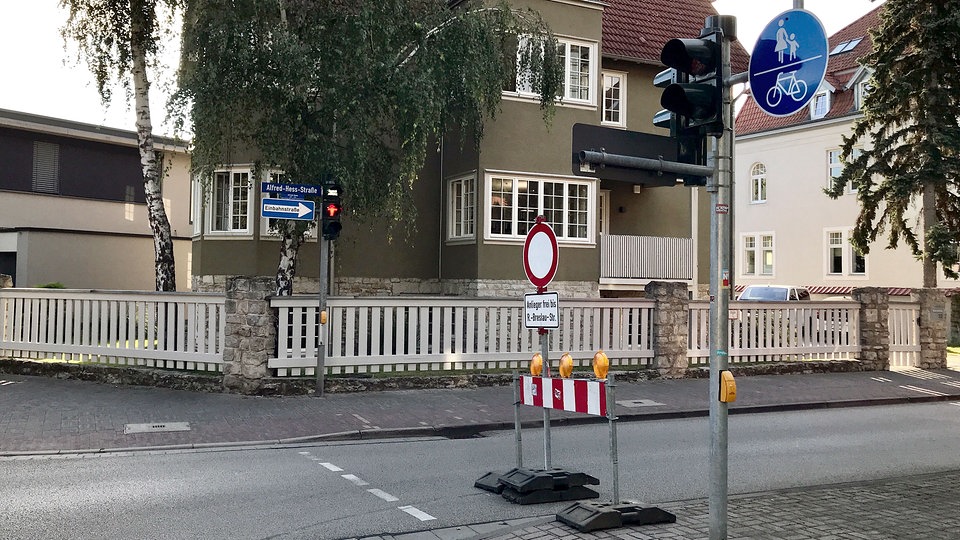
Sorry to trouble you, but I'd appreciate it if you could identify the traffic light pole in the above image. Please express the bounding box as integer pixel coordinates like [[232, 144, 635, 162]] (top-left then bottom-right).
[[708, 15, 735, 540], [316, 235, 328, 397]]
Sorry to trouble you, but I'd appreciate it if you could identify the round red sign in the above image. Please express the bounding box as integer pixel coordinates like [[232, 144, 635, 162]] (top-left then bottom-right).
[[523, 219, 559, 290]]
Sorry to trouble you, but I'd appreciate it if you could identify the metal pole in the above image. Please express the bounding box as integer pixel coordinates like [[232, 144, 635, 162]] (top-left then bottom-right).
[[541, 329, 552, 470], [708, 15, 735, 540], [606, 372, 619, 504], [513, 371, 523, 468], [315, 236, 329, 397], [794, 0, 804, 8]]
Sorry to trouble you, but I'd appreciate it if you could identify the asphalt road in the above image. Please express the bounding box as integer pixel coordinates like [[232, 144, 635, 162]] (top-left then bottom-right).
[[3, 401, 960, 540]]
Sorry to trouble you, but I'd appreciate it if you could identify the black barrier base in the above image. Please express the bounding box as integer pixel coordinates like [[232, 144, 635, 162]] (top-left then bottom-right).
[[556, 501, 677, 532], [474, 468, 600, 505], [474, 471, 505, 493]]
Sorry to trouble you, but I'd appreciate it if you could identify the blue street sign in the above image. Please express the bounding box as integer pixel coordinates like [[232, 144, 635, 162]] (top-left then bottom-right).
[[261, 198, 316, 221], [748, 9, 828, 117], [261, 182, 322, 199]]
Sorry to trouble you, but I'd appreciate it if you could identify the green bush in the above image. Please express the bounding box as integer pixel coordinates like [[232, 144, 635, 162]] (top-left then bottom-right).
[[35, 282, 66, 289]]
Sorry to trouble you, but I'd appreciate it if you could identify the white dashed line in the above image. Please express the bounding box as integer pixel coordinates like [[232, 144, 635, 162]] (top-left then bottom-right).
[[951, 402, 960, 407], [342, 474, 370, 486], [0, 380, 19, 386], [871, 377, 892, 383], [298, 451, 311, 456], [941, 381, 960, 389], [900, 385, 948, 397], [352, 413, 371, 424], [367, 489, 399, 502], [398, 505, 436, 521], [320, 462, 343, 472], [892, 368, 952, 380]]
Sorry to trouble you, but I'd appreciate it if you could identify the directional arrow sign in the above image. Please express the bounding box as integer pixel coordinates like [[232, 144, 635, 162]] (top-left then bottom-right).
[[261, 198, 316, 221]]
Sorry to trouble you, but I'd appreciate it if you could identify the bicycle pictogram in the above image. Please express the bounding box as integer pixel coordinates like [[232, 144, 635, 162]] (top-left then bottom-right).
[[765, 70, 808, 108]]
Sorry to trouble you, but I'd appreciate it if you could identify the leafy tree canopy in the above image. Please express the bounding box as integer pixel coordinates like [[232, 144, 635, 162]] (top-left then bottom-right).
[[174, 0, 562, 227], [826, 0, 960, 280]]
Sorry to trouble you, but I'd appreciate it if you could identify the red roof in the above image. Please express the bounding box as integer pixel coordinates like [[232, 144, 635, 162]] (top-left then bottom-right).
[[601, 0, 750, 72], [736, 5, 884, 136]]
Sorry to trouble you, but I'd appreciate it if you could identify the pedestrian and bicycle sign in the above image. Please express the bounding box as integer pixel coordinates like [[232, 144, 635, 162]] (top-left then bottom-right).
[[261, 198, 316, 221], [749, 9, 828, 117]]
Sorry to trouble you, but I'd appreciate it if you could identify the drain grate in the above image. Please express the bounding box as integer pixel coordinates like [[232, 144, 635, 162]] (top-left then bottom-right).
[[124, 422, 191, 434]]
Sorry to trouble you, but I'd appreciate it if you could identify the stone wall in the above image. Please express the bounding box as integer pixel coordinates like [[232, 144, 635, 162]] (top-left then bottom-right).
[[914, 288, 947, 369], [645, 281, 689, 377], [222, 276, 278, 394], [0, 274, 11, 288], [852, 287, 889, 371]]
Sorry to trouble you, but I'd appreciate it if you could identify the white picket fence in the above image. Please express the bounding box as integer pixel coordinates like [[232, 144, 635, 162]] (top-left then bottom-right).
[[0, 288, 225, 371], [269, 297, 656, 376], [0, 289, 922, 377]]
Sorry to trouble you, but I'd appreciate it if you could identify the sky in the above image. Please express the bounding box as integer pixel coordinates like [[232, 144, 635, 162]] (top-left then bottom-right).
[[0, 0, 883, 137]]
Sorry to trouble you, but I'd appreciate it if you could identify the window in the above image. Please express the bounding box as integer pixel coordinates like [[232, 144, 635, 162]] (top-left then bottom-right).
[[486, 173, 592, 242], [448, 175, 476, 240], [742, 233, 774, 276], [32, 141, 60, 194], [750, 163, 767, 203], [811, 91, 829, 119], [826, 229, 866, 276], [601, 72, 626, 126], [508, 37, 597, 106], [829, 38, 863, 55], [828, 147, 862, 193], [857, 79, 874, 110], [209, 170, 251, 233]]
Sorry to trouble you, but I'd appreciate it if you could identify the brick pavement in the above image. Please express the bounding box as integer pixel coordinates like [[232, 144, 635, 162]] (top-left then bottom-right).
[[362, 471, 960, 540]]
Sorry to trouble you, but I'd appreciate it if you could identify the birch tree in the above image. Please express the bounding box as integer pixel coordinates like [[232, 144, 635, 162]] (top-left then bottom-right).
[[61, 0, 182, 291], [175, 0, 562, 295], [825, 0, 960, 286]]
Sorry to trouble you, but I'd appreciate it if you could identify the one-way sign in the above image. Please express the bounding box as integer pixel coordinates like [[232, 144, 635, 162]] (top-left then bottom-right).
[[261, 198, 316, 221]]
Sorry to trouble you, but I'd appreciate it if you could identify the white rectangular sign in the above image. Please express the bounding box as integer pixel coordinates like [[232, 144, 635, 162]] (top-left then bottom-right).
[[524, 292, 559, 329]]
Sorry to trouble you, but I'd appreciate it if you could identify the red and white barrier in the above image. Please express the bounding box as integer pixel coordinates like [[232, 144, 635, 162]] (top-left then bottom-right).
[[520, 375, 607, 417]]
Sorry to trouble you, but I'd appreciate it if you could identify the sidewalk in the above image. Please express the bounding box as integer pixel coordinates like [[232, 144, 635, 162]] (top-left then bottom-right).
[[4, 365, 960, 539], [2, 366, 960, 454]]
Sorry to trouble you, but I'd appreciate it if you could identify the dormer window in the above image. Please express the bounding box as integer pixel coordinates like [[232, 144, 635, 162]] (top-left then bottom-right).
[[811, 91, 830, 119], [856, 80, 874, 110]]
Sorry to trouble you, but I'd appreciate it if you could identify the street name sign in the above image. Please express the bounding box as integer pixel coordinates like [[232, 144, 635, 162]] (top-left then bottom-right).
[[749, 9, 828, 117], [261, 182, 322, 199], [261, 198, 316, 221]]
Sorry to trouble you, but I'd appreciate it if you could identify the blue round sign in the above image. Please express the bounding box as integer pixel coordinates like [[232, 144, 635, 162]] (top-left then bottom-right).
[[748, 9, 828, 117]]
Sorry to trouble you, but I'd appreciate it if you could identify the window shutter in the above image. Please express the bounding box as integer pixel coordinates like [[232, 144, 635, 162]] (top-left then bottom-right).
[[32, 141, 60, 194]]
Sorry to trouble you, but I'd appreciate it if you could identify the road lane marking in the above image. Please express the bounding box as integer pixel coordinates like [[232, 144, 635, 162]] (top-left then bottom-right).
[[352, 413, 371, 424], [320, 462, 343, 472], [398, 505, 436, 521], [367, 489, 399, 502], [892, 368, 951, 380], [900, 385, 948, 397], [0, 380, 20, 386], [342, 474, 370, 486], [941, 381, 960, 389], [871, 377, 892, 383]]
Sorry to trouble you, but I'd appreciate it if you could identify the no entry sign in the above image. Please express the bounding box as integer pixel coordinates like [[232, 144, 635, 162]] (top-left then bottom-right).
[[523, 218, 559, 290]]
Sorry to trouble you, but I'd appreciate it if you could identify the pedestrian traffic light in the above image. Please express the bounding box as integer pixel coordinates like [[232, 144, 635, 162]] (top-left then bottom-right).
[[321, 182, 343, 240], [659, 29, 723, 136]]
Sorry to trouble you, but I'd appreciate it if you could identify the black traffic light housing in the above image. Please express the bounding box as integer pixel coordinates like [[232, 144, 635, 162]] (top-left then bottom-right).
[[654, 68, 708, 186], [321, 180, 343, 240], [659, 29, 723, 136]]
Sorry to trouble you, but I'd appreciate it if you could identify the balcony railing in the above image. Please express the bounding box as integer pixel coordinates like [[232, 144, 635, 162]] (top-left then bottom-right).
[[600, 234, 693, 281]]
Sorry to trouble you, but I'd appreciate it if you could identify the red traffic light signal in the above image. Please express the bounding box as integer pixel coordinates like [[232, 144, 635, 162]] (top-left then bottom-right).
[[324, 202, 343, 218]]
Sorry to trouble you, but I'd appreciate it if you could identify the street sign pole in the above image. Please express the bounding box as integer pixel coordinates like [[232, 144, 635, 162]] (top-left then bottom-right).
[[316, 235, 328, 397], [708, 14, 735, 540]]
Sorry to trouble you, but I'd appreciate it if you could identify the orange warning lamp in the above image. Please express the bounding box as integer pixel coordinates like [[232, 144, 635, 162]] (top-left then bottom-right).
[[558, 352, 573, 378], [530, 352, 543, 376], [592, 350, 609, 380]]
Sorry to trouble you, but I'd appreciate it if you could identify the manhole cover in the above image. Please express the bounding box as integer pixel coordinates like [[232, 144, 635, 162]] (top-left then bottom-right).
[[124, 422, 191, 434], [616, 399, 665, 408]]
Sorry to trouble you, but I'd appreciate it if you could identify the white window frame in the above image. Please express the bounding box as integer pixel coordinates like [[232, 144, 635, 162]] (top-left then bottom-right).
[[508, 36, 598, 107], [828, 147, 862, 194], [447, 174, 477, 241], [825, 228, 867, 277], [741, 232, 775, 277], [484, 172, 594, 244], [811, 90, 830, 119], [856, 79, 874, 110], [750, 162, 767, 203], [206, 168, 253, 236], [601, 71, 626, 127]]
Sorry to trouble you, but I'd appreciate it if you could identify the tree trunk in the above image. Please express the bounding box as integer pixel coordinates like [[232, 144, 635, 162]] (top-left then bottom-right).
[[130, 6, 177, 291], [922, 180, 938, 288], [275, 222, 305, 296]]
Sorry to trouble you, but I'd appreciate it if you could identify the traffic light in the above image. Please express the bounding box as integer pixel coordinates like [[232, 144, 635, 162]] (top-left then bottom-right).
[[659, 30, 723, 135], [654, 68, 708, 186], [321, 181, 343, 240]]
